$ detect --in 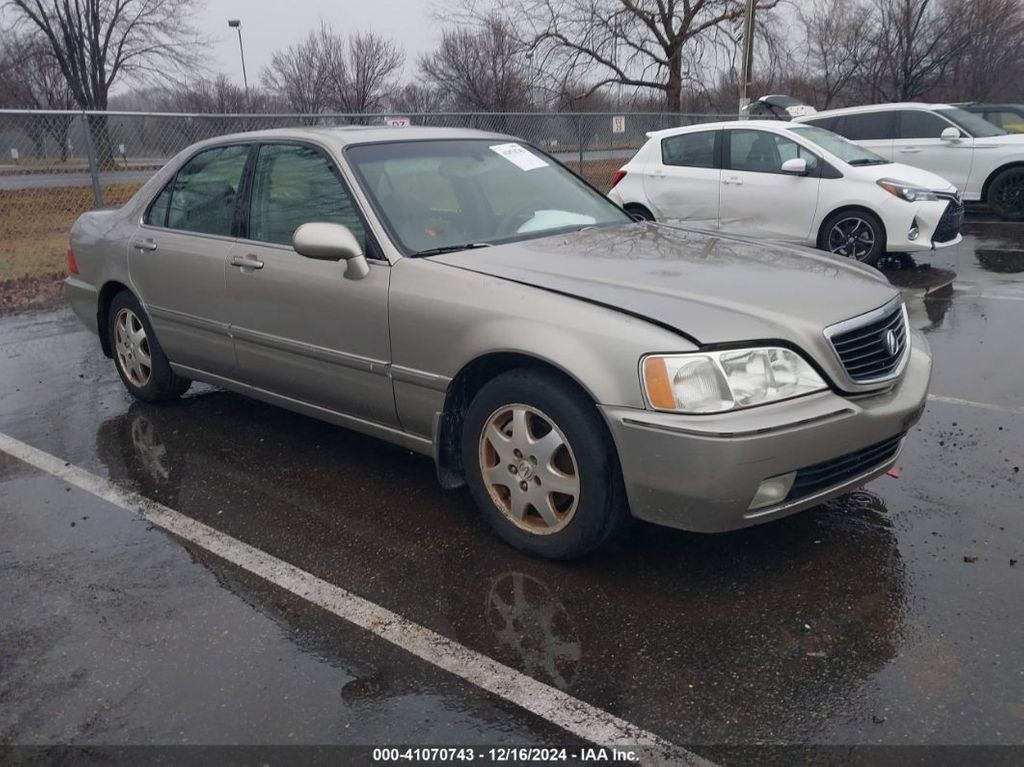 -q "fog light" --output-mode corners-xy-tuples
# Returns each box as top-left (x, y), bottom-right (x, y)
(748, 472), (796, 510)
(908, 219), (920, 241)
